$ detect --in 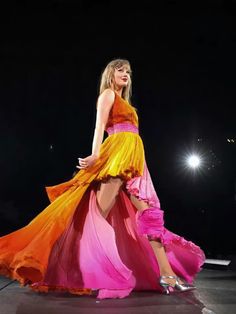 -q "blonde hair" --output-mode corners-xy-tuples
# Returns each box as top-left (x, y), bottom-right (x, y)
(99, 58), (132, 103)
